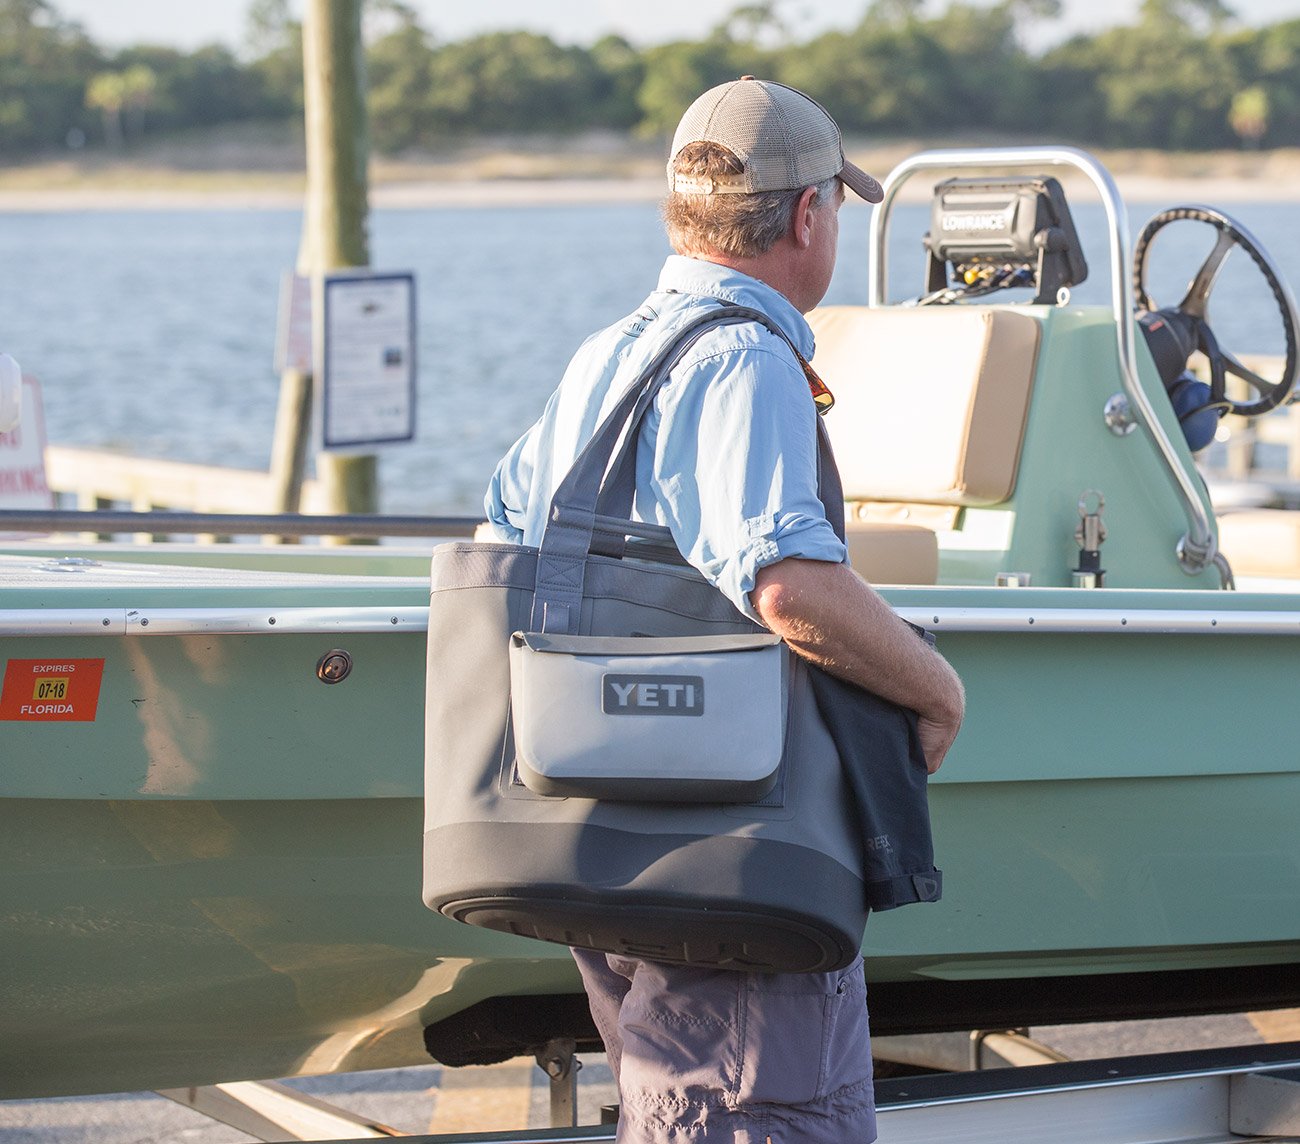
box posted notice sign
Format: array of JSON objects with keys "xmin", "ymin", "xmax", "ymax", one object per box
[{"xmin": 320, "ymin": 271, "xmax": 416, "ymax": 450}]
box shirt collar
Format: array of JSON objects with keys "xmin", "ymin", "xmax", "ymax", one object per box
[{"xmin": 656, "ymin": 256, "xmax": 815, "ymax": 359}]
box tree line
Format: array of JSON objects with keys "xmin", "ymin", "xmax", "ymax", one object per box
[{"xmin": 2, "ymin": 0, "xmax": 1297, "ymax": 158}]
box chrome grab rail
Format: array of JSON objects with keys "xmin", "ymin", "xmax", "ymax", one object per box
[{"xmin": 867, "ymin": 146, "xmax": 1225, "ymax": 586}]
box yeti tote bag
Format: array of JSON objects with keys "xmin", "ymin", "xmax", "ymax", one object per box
[{"xmin": 422, "ymin": 306, "xmax": 939, "ymax": 974}]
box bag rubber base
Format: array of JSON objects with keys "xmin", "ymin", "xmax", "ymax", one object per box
[{"xmin": 424, "ymin": 821, "xmax": 868, "ymax": 974}]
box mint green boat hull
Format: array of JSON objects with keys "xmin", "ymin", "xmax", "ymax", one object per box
[
  {"xmin": 4, "ymin": 559, "xmax": 1298, "ymax": 1098},
  {"xmin": 5, "ymin": 144, "xmax": 1300, "ymax": 1098}
]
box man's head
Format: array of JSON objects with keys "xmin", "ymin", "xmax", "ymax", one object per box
[{"xmin": 663, "ymin": 77, "xmax": 881, "ymax": 309}]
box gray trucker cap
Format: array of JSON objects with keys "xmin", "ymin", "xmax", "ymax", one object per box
[{"xmin": 668, "ymin": 76, "xmax": 883, "ymax": 203}]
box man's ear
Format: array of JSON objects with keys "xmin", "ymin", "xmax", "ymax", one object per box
[{"xmin": 791, "ymin": 185, "xmax": 819, "ymax": 250}]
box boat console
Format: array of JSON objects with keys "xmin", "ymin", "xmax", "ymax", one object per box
[{"xmin": 809, "ymin": 147, "xmax": 1299, "ymax": 592}]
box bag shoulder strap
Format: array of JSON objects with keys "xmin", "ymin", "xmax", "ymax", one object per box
[
  {"xmin": 532, "ymin": 304, "xmax": 845, "ymax": 633},
  {"xmin": 595, "ymin": 309, "xmax": 844, "ymax": 544},
  {"xmin": 595, "ymin": 305, "xmax": 785, "ymax": 520}
]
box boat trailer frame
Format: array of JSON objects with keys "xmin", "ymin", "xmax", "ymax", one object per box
[{"xmin": 143, "ymin": 1039, "xmax": 1300, "ymax": 1143}]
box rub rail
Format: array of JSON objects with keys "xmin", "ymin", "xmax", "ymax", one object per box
[{"xmin": 7, "ymin": 606, "xmax": 1300, "ymax": 639}]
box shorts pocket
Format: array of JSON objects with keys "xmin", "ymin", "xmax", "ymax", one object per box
[
  {"xmin": 615, "ymin": 964, "xmax": 744, "ymax": 1101},
  {"xmin": 736, "ymin": 956, "xmax": 872, "ymax": 1106},
  {"xmin": 818, "ymin": 958, "xmax": 873, "ymax": 1098}
]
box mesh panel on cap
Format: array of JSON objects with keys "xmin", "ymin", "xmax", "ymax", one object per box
[{"xmin": 669, "ymin": 78, "xmax": 844, "ymax": 194}]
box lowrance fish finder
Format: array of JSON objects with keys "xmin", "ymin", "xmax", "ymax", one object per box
[{"xmin": 920, "ymin": 176, "xmax": 1088, "ymax": 305}]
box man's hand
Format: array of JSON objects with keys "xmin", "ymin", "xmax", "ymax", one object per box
[
  {"xmin": 752, "ymin": 557, "xmax": 965, "ymax": 773},
  {"xmin": 915, "ymin": 714, "xmax": 961, "ymax": 775}
]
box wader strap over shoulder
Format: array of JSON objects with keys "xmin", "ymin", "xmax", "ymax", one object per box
[{"xmin": 816, "ymin": 416, "xmax": 846, "ymax": 542}]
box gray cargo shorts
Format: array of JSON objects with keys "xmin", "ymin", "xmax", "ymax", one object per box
[{"xmin": 572, "ymin": 949, "xmax": 876, "ymax": 1143}]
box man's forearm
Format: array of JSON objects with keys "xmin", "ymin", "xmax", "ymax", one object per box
[{"xmin": 752, "ymin": 557, "xmax": 965, "ymax": 770}]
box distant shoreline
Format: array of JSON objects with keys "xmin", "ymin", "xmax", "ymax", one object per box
[
  {"xmin": 0, "ymin": 171, "xmax": 1297, "ymax": 212},
  {"xmin": 0, "ymin": 177, "xmax": 667, "ymax": 213},
  {"xmin": 3, "ymin": 136, "xmax": 1298, "ymax": 211}
]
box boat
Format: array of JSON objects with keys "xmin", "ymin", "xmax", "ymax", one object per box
[{"xmin": 2, "ymin": 146, "xmax": 1298, "ymax": 1102}]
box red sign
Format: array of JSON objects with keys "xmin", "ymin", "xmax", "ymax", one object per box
[{"xmin": 0, "ymin": 658, "xmax": 105, "ymax": 722}]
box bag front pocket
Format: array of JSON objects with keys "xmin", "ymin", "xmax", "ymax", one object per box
[{"xmin": 508, "ymin": 630, "xmax": 787, "ymax": 802}]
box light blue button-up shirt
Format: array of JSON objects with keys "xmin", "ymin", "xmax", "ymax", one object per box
[{"xmin": 485, "ymin": 256, "xmax": 847, "ymax": 623}]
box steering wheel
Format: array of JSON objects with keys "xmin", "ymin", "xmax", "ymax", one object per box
[{"xmin": 1133, "ymin": 205, "xmax": 1299, "ymax": 417}]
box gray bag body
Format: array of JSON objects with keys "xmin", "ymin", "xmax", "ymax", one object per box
[{"xmin": 422, "ymin": 306, "xmax": 871, "ymax": 974}]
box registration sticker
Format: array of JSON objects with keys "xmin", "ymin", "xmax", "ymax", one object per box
[{"xmin": 0, "ymin": 658, "xmax": 105, "ymax": 721}]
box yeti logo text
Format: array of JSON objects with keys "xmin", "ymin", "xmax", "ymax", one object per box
[{"xmin": 602, "ymin": 674, "xmax": 704, "ymax": 716}]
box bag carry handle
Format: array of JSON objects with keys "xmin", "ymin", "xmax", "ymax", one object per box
[{"xmin": 531, "ymin": 305, "xmax": 846, "ymax": 634}]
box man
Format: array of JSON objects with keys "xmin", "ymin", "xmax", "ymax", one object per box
[{"xmin": 487, "ymin": 77, "xmax": 964, "ymax": 1144}]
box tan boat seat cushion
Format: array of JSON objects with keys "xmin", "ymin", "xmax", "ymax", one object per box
[
  {"xmin": 844, "ymin": 520, "xmax": 939, "ymax": 584},
  {"xmin": 807, "ymin": 306, "xmax": 1042, "ymax": 506},
  {"xmin": 1216, "ymin": 510, "xmax": 1300, "ymax": 579}
]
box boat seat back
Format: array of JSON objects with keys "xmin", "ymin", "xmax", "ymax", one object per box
[
  {"xmin": 804, "ymin": 305, "xmax": 1041, "ymax": 584},
  {"xmin": 807, "ymin": 306, "xmax": 1042, "ymax": 507}
]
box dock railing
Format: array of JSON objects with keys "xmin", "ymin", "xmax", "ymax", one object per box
[
  {"xmin": 41, "ymin": 446, "xmax": 332, "ymax": 542},
  {"xmin": 45, "ymin": 447, "xmax": 328, "ymax": 515},
  {"xmin": 32, "ymin": 448, "xmax": 480, "ymax": 544}
]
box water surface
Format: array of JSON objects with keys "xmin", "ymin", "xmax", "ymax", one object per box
[{"xmin": 2, "ymin": 199, "xmax": 1295, "ymax": 514}]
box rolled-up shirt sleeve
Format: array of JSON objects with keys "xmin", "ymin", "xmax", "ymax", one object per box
[
  {"xmin": 643, "ymin": 340, "xmax": 847, "ymax": 624},
  {"xmin": 486, "ymin": 383, "xmax": 563, "ymax": 543},
  {"xmin": 485, "ymin": 428, "xmax": 532, "ymax": 543}
]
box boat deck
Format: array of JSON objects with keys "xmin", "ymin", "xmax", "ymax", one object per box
[{"xmin": 0, "ymin": 551, "xmax": 428, "ymax": 590}]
